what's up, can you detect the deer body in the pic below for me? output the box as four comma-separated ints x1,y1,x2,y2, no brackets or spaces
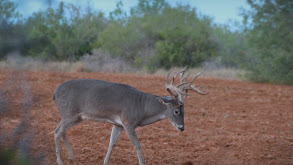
54,79,172,127
53,79,182,165
53,68,207,165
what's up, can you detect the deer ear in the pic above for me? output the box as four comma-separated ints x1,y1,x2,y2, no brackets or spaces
157,97,166,104
157,97,169,106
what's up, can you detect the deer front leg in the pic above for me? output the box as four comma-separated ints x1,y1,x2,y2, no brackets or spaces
124,126,145,165
104,125,123,165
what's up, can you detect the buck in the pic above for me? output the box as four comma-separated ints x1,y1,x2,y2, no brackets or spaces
53,67,207,165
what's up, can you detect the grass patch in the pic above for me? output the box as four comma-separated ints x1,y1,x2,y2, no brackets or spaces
0,53,246,80
153,67,246,81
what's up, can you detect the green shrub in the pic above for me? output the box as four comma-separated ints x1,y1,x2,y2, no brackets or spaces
242,0,293,84
25,2,106,61
98,1,218,70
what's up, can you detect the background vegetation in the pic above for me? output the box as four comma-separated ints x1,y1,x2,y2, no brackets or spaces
0,0,292,84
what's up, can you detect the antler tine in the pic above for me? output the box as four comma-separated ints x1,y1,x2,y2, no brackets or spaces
183,71,191,82
171,67,188,85
189,72,201,85
167,88,181,105
175,88,191,96
179,71,209,96
171,70,182,85
189,85,209,95
167,88,178,98
165,69,174,86
176,81,192,88
181,66,188,74
179,66,189,83
166,69,181,104
176,72,201,88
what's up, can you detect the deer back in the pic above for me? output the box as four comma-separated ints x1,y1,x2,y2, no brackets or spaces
53,79,163,126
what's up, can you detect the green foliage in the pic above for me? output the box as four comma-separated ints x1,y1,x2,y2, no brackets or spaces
0,0,22,58
0,149,35,165
131,0,168,16
97,21,146,63
213,24,249,68
98,0,218,70
25,2,106,60
154,6,217,69
0,0,20,25
243,0,293,84
1,0,292,84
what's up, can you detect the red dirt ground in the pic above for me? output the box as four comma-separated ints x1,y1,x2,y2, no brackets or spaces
0,70,292,165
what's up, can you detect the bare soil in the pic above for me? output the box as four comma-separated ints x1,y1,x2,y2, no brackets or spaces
0,70,292,165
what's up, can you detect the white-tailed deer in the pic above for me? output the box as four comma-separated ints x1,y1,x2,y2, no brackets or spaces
53,67,207,165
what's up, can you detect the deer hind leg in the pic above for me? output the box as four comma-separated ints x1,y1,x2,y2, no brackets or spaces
54,121,63,165
62,132,74,161
54,117,80,165
104,124,123,165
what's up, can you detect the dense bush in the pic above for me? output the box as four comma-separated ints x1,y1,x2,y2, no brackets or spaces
212,24,249,68
98,1,218,71
0,0,25,59
24,2,107,60
242,0,293,84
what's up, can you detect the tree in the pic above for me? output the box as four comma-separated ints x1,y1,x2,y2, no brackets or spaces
243,0,293,84
0,0,20,27
213,24,249,68
98,0,218,70
26,2,106,60
0,0,22,58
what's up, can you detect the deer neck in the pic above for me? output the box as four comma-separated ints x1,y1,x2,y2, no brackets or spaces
138,95,167,126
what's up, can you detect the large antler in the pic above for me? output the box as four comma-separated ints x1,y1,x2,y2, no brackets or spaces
165,67,208,104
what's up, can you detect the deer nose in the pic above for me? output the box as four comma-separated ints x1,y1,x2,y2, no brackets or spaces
178,126,184,131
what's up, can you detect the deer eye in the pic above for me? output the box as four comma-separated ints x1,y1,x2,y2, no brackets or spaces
174,110,180,115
